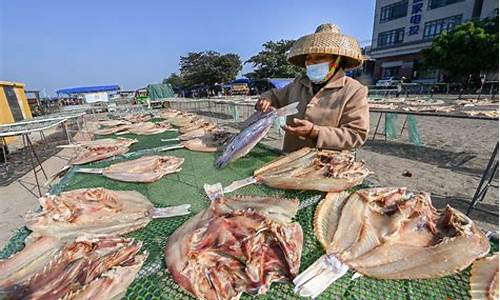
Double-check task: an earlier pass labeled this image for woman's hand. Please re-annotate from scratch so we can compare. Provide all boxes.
[255,97,272,112]
[282,118,317,138]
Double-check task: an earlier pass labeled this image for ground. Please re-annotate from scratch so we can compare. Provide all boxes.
[0,109,498,249]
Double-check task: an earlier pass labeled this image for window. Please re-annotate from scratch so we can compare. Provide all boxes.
[378,28,405,47]
[423,15,462,39]
[383,66,400,78]
[428,0,464,10]
[380,1,409,22]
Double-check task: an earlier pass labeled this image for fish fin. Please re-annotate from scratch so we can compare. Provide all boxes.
[44,165,71,187]
[276,102,299,117]
[293,254,349,298]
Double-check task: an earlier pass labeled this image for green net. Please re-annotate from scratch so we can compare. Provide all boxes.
[385,113,398,140]
[407,115,422,145]
[0,128,496,300]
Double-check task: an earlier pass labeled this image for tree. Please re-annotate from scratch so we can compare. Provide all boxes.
[422,16,498,83]
[179,51,242,86]
[245,40,304,79]
[162,73,184,89]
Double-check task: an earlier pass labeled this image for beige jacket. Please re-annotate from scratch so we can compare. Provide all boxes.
[261,69,369,153]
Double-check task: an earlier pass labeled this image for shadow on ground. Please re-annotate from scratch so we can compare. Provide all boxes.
[0,130,74,186]
[431,193,498,227]
[363,139,489,176]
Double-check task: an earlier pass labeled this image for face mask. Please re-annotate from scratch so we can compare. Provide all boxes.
[306,56,341,84]
[306,62,330,84]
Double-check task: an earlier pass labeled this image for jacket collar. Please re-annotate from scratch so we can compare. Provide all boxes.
[299,69,346,90]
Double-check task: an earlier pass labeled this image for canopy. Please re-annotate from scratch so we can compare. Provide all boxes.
[56,85,120,95]
[147,83,175,100]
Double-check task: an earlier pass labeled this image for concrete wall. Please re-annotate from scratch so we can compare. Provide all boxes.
[480,0,499,18]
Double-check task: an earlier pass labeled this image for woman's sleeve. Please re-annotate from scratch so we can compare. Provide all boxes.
[315,86,370,150]
[260,83,293,109]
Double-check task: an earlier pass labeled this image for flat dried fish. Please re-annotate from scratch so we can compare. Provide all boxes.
[119,121,172,135]
[159,109,180,120]
[181,130,233,153]
[215,102,298,168]
[69,138,137,165]
[0,236,63,288]
[0,236,146,300]
[179,121,216,134]
[470,253,499,300]
[165,195,303,300]
[178,126,217,141]
[254,148,371,192]
[124,113,152,123]
[314,188,490,279]
[93,124,130,135]
[77,155,184,182]
[98,120,131,127]
[25,188,191,240]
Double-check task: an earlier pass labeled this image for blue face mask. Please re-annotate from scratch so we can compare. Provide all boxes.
[306,62,331,84]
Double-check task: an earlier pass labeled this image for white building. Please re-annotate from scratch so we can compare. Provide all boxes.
[369,0,498,82]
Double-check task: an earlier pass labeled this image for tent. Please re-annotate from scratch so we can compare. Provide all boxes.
[147,83,175,100]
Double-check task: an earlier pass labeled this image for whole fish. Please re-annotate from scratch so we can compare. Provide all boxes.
[215,102,298,168]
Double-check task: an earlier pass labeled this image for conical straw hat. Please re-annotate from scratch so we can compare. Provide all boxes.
[288,23,363,69]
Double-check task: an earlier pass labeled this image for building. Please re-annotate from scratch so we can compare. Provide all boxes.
[369,0,499,83]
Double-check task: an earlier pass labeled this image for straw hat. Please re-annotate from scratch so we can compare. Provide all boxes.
[288,23,363,69]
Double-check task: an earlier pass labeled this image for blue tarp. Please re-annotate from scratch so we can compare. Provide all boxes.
[269,79,293,89]
[231,78,252,84]
[56,85,120,95]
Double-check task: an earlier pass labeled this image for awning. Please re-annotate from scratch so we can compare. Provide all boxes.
[56,85,120,95]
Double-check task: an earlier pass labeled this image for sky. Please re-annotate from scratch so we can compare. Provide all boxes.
[1,0,376,95]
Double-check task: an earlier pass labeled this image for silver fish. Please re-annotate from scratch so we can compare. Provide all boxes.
[215,102,298,168]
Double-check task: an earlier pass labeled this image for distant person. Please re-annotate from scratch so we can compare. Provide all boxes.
[396,76,406,97]
[255,23,369,153]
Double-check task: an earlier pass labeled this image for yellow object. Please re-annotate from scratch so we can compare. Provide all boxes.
[0,81,33,143]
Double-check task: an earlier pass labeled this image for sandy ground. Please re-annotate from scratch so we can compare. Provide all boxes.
[0,109,498,249]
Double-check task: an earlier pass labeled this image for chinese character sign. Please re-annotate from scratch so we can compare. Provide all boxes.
[409,0,423,36]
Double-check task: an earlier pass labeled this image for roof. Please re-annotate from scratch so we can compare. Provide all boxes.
[0,81,25,88]
[56,85,120,95]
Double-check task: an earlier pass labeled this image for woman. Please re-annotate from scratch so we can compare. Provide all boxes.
[256,23,369,153]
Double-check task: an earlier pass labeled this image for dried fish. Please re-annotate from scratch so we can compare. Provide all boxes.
[179,121,216,134]
[124,113,152,123]
[470,253,499,300]
[295,188,490,298]
[314,188,490,279]
[181,130,233,153]
[118,121,172,135]
[0,236,63,288]
[165,195,303,300]
[0,236,146,300]
[77,155,184,183]
[98,120,131,127]
[253,148,371,192]
[93,124,130,135]
[215,102,298,168]
[69,138,137,165]
[25,188,191,240]
[178,126,217,141]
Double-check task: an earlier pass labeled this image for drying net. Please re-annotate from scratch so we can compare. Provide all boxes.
[1,125,497,300]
